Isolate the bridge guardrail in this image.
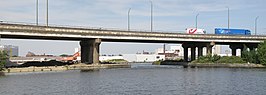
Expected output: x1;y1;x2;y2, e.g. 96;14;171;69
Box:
0;20;187;34
1;20;266;36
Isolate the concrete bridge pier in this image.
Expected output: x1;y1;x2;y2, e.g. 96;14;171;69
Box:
183;42;215;62
206;43;214;55
230;44;244;56
191;46;196;61
80;39;101;64
182;44;189;62
197;45;204;58
246;44;258;51
182;43;198;62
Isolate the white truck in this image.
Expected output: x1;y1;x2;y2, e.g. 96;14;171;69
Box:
186;28;206;34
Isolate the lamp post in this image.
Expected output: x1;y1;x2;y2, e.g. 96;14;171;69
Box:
226;7;230;30
150;0;153;32
46;0;49;26
128;8;131;31
36;0;39;25
255;16;259;35
196;13;199;28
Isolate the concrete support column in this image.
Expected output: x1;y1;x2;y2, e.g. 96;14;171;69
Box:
92;38;101;64
184;47;188;62
191;46;196;61
182;44;189;62
80;40;91;64
246;44;258;51
198;46;203;58
80;39;101;64
231;48;237;56
229;44;239;56
206;44;213;55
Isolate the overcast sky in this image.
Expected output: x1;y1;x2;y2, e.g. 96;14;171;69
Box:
1;0;265;56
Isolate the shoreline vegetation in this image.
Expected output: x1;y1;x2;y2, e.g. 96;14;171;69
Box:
154;55;266;68
2;41;266;75
101;59;128;64
154;40;266;68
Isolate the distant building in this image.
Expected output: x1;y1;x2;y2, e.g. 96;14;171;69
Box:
156;45;181;60
25;51;54;57
0;45;19;57
74;48;124;62
123;54;165;62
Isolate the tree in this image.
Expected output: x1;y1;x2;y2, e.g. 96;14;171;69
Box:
0;50;8;71
241;45;258;64
241;45;249;62
258;40;266;65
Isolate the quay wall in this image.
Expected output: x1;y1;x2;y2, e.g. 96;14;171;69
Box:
3;63;130;73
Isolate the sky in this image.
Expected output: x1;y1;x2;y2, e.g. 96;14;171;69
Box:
0;0;266;56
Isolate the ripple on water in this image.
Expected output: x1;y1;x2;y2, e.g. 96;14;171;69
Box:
0;64;266;95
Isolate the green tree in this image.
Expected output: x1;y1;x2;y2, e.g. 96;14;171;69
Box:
192;54;220;63
258;41;266;65
241;45;249;62
241;45;258;64
0;50;8;71
217;56;246;64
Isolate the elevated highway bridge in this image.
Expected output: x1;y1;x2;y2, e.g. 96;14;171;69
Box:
1;23;265;63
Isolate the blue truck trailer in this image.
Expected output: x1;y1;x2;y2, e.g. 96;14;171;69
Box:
215;28;251;35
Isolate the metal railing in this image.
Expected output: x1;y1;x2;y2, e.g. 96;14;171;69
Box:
0;20;186;34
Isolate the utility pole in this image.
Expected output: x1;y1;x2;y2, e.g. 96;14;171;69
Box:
128;8;131;31
36;0;39;25
46;0;49;26
255;16;259;35
196;13;199;29
150;0;153;32
227;7;230;30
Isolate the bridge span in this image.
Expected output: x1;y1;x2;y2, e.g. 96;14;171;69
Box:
1;23;266;63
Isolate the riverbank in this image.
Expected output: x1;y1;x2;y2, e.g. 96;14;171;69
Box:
188;63;266;68
3;63;130;73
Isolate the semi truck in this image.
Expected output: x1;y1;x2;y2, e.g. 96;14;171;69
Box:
186;28;206;34
215;28;251;35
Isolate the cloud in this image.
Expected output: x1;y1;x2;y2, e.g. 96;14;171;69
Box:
1;0;266;55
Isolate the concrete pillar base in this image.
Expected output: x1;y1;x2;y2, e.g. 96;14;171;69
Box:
80;39;101;64
198;46;203;58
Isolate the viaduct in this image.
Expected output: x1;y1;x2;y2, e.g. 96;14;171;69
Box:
1;23;266;64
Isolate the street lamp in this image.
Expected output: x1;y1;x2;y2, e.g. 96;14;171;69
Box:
46;0;49;26
255;16;259;35
36;0;39;25
196;13;199;28
128;8;131;31
226;7;230;30
149;0;153;32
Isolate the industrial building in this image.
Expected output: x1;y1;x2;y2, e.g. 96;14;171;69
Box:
0;45;19;57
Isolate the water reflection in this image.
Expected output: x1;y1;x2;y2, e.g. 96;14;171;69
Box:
0;63;266;95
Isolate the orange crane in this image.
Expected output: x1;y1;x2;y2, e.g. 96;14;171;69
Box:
61;51;80;63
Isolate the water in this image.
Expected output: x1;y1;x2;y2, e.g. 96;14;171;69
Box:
1;63;266;95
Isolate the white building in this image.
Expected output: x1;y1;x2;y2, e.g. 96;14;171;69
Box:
75;48;124;62
0;45;19;57
123;54;165;62
100;55;124;61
